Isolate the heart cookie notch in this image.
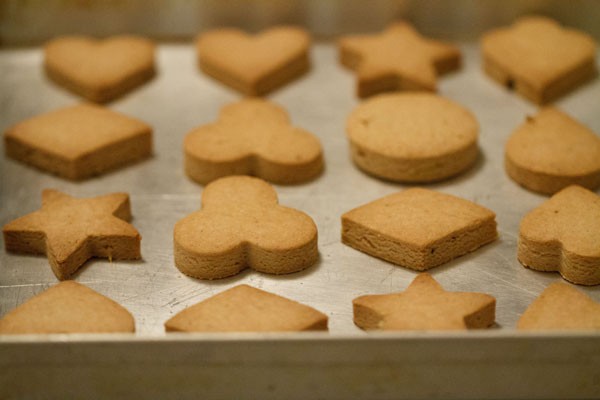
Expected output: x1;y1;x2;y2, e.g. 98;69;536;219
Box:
197;26;310;96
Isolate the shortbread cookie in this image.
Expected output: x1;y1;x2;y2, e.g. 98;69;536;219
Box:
481;16;597;104
518;185;600;285
0;281;135;334
346;92;479;182
184;99;323;185
342;188;497;271
174;176;318;279
197;26;310;96
165;284;327;332
3;189;141;280
45;35;155;102
338;22;461;98
518;282;600;330
505;108;600;194
353;273;496;331
4;103;152;180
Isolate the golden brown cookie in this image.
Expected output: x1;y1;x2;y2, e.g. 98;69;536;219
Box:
518;185;600;286
338;22;461;98
197;26;310;96
3;189;141;280
4;103;152;180
353;273;496;331
505;108;600;194
0;281;135;334
184;99;323;185
342;188;497;271
518;282;600;330
481;16;597;104
45;35;155;103
174;176;318;280
346;92;479;182
165;284;328;332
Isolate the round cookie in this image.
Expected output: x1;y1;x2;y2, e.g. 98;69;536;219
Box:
505;108;600;195
346;92;479;182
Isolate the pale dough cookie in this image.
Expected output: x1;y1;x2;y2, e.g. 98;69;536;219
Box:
184;98;323;185
197;26;310;96
165;284;328;332
174;176;318;280
518;282;600;330
481;16;597;104
346;92;479;182
505;108;600;194
45;35;155;103
353;273;496;331
0;281;135;334
342;188;497;271
3;189;141;280
518;185;600;286
338;22;461;98
4;103;152;180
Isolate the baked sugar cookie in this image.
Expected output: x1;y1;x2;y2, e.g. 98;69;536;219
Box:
353;273;496;331
165;284;327;332
197;26;310;96
174;176;318;280
0;281;135;334
45;35;155;102
4;103;152;180
184;99;323;185
481;16;597;104
518;185;600;285
346;92;479;182
338;22;461;98
3;189;141;280
505;108;600;194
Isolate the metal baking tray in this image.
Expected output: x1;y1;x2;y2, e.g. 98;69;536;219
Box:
1;6;600;399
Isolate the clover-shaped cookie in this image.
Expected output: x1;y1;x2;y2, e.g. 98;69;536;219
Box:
197;26;310;96
505;108;600;194
184;99;323;185
174;176;318;279
518;185;600;285
338;22;461;98
2;189;141;280
45;35;155;102
353;273;496;331
481;16;597;104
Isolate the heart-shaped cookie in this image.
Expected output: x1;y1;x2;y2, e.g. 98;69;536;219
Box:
196;26;310;96
44;35;155;103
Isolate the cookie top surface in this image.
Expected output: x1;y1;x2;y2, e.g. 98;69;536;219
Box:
506;108;600;177
165;284;327;332
346;92;478;158
342;188;495;248
518;282;600;330
5;103;151;161
481;16;597;88
0;281;135;334
354;273;495;330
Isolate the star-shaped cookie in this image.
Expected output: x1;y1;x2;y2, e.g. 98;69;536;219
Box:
197;26;310;96
481;16;597;104
45;35;156;102
338;22;461;97
518;185;600;285
3;189;141;280
165;284;328;332
174;176;318;280
518;282;600;330
353;273;496;331
184;99;323;185
0;281;135;334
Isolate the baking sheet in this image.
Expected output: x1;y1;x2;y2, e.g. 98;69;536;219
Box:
1;42;599;336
